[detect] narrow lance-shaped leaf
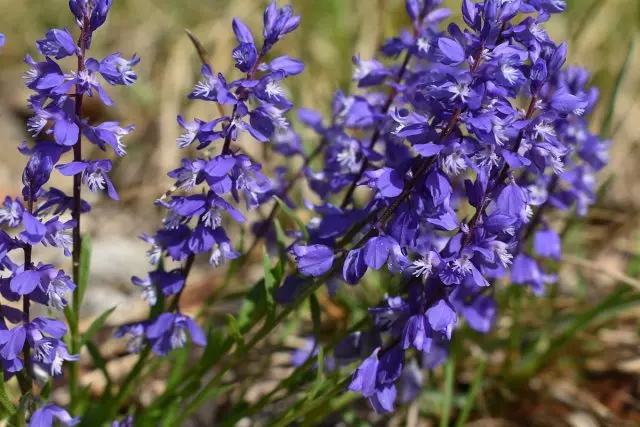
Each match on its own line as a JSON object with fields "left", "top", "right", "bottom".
{"left": 601, "top": 38, "right": 635, "bottom": 138}
{"left": 77, "top": 234, "right": 93, "bottom": 309}
{"left": 274, "top": 196, "right": 309, "bottom": 241}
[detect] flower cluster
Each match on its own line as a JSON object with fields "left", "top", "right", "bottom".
{"left": 117, "top": 2, "right": 303, "bottom": 356}
{"left": 283, "top": 0, "right": 608, "bottom": 413}
{"left": 0, "top": 0, "right": 137, "bottom": 424}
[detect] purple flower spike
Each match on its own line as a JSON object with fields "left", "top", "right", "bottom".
{"left": 279, "top": 0, "right": 609, "bottom": 415}
{"left": 1, "top": 0, "right": 137, "bottom": 388}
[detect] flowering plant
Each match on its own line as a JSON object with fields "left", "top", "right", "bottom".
{"left": 0, "top": 0, "right": 619, "bottom": 425}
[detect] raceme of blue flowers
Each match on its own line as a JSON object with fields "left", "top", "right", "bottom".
{"left": 0, "top": 0, "right": 137, "bottom": 424}
{"left": 0, "top": 0, "right": 610, "bottom": 424}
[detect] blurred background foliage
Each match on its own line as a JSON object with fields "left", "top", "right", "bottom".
{"left": 1, "top": 0, "right": 640, "bottom": 425}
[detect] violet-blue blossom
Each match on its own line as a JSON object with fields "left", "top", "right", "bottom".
{"left": 0, "top": 2, "right": 136, "bottom": 424}
{"left": 117, "top": 1, "right": 304, "bottom": 358}
{"left": 283, "top": 0, "right": 606, "bottom": 414}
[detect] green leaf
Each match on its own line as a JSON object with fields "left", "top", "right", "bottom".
{"left": 264, "top": 250, "right": 275, "bottom": 304}
{"left": 274, "top": 196, "right": 309, "bottom": 241}
{"left": 85, "top": 341, "right": 113, "bottom": 396}
{"left": 516, "top": 286, "right": 634, "bottom": 377}
{"left": 40, "top": 379, "right": 52, "bottom": 401}
{"left": 226, "top": 314, "right": 244, "bottom": 349}
{"left": 273, "top": 218, "right": 288, "bottom": 246}
{"left": 75, "top": 385, "right": 93, "bottom": 413}
{"left": 307, "top": 294, "right": 325, "bottom": 400}
{"left": 264, "top": 250, "right": 277, "bottom": 325}
{"left": 63, "top": 305, "right": 78, "bottom": 344}
{"left": 601, "top": 38, "right": 635, "bottom": 138}
{"left": 0, "top": 368, "right": 14, "bottom": 417}
{"left": 200, "top": 329, "right": 233, "bottom": 368}
{"left": 454, "top": 358, "right": 486, "bottom": 427}
{"left": 81, "top": 306, "right": 116, "bottom": 347}
{"left": 440, "top": 356, "right": 456, "bottom": 427}
{"left": 77, "top": 234, "right": 92, "bottom": 308}
{"left": 14, "top": 390, "right": 32, "bottom": 426}
{"left": 160, "top": 398, "right": 182, "bottom": 427}
{"left": 309, "top": 293, "right": 321, "bottom": 340}
{"left": 167, "top": 345, "right": 189, "bottom": 390}
{"left": 273, "top": 219, "right": 287, "bottom": 282}
{"left": 309, "top": 347, "right": 325, "bottom": 400}
{"left": 236, "top": 279, "right": 267, "bottom": 334}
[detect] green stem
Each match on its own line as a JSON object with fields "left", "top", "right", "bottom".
{"left": 454, "top": 359, "right": 486, "bottom": 427}
{"left": 69, "top": 12, "right": 89, "bottom": 409}
{"left": 440, "top": 356, "right": 456, "bottom": 427}
{"left": 219, "top": 317, "right": 369, "bottom": 426}
{"left": 270, "top": 377, "right": 351, "bottom": 427}
{"left": 302, "top": 391, "right": 360, "bottom": 427}
{"left": 108, "top": 346, "right": 151, "bottom": 414}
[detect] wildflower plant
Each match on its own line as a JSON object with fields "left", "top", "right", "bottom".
{"left": 0, "top": 0, "right": 616, "bottom": 425}
{"left": 0, "top": 0, "right": 137, "bottom": 424}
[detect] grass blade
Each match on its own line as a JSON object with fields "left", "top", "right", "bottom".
{"left": 77, "top": 234, "right": 92, "bottom": 308}
{"left": 455, "top": 358, "right": 487, "bottom": 427}
{"left": 274, "top": 196, "right": 309, "bottom": 241}
{"left": 440, "top": 356, "right": 456, "bottom": 427}
{"left": 601, "top": 38, "right": 635, "bottom": 138}
{"left": 85, "top": 341, "right": 113, "bottom": 396}
{"left": 516, "top": 286, "right": 631, "bottom": 377}
{"left": 81, "top": 306, "right": 116, "bottom": 346}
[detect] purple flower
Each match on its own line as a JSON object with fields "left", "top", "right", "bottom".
{"left": 0, "top": 197, "right": 25, "bottom": 228}
{"left": 0, "top": 326, "right": 26, "bottom": 363}
{"left": 232, "top": 18, "right": 258, "bottom": 73}
{"left": 84, "top": 121, "right": 135, "bottom": 157}
{"left": 21, "top": 142, "right": 65, "bottom": 199}
{"left": 262, "top": 2, "right": 300, "bottom": 53}
{"left": 292, "top": 244, "right": 335, "bottom": 277}
{"left": 23, "top": 55, "right": 66, "bottom": 93}
{"left": 89, "top": 0, "right": 114, "bottom": 33}
{"left": 278, "top": 0, "right": 609, "bottom": 414}
{"left": 19, "top": 212, "right": 46, "bottom": 246}
{"left": 111, "top": 416, "right": 134, "bottom": 427}
{"left": 32, "top": 337, "right": 79, "bottom": 377}
{"left": 260, "top": 55, "right": 305, "bottom": 76}
{"left": 146, "top": 313, "right": 206, "bottom": 356}
{"left": 189, "top": 65, "right": 235, "bottom": 104}
{"left": 511, "top": 254, "right": 545, "bottom": 295}
{"left": 57, "top": 159, "right": 118, "bottom": 199}
{"left": 533, "top": 228, "right": 561, "bottom": 260}
{"left": 352, "top": 56, "right": 390, "bottom": 87}
{"left": 35, "top": 188, "right": 90, "bottom": 216}
{"left": 230, "top": 155, "right": 272, "bottom": 210}
{"left": 29, "top": 404, "right": 79, "bottom": 427}
{"left": 36, "top": 29, "right": 78, "bottom": 59}
{"left": 98, "top": 53, "right": 140, "bottom": 86}
{"left": 0, "top": 0, "right": 136, "bottom": 389}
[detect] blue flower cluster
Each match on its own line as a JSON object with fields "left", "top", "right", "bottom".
{"left": 0, "top": 0, "right": 137, "bottom": 424}
{"left": 117, "top": 2, "right": 303, "bottom": 356}
{"left": 283, "top": 0, "right": 608, "bottom": 413}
